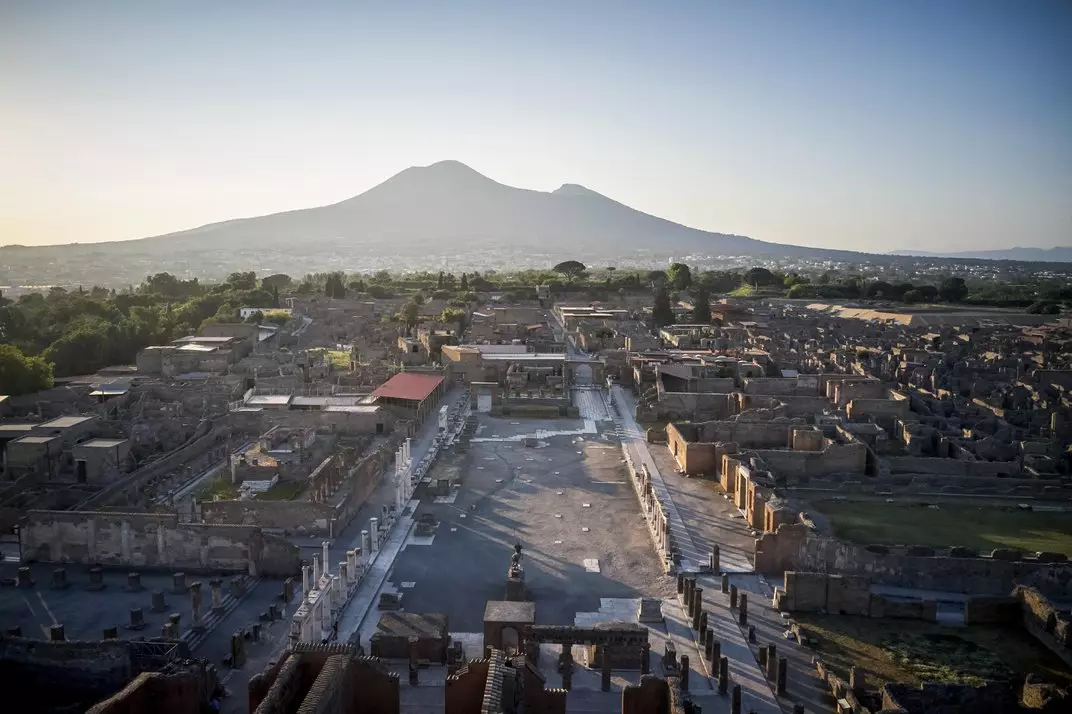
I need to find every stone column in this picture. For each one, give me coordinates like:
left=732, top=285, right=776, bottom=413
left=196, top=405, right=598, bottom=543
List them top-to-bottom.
left=370, top=518, right=379, bottom=551
left=361, top=530, right=371, bottom=558
left=321, top=542, right=330, bottom=575
left=710, top=544, right=720, bottom=573
left=347, top=549, right=358, bottom=575
left=312, top=554, right=321, bottom=581
left=338, top=562, right=348, bottom=592
left=302, top=565, right=312, bottom=596
left=88, top=566, right=105, bottom=591
left=16, top=567, right=33, bottom=588
left=51, top=568, right=68, bottom=589
left=127, top=571, right=143, bottom=592
left=172, top=571, right=187, bottom=594
left=676, top=572, right=685, bottom=594
left=721, top=572, right=730, bottom=594
left=210, top=578, right=223, bottom=612
left=190, top=581, right=204, bottom=630
left=729, top=584, right=738, bottom=608
left=692, top=588, right=704, bottom=629
left=151, top=590, right=167, bottom=612
left=739, top=593, right=748, bottom=626
left=128, top=608, right=146, bottom=630
left=698, top=611, right=708, bottom=642
left=102, top=625, right=119, bottom=639
left=704, top=630, right=714, bottom=661
left=712, top=639, right=721, bottom=668
left=641, top=642, right=650, bottom=674
left=766, top=644, right=778, bottom=680
left=600, top=647, right=611, bottom=692
left=680, top=655, right=690, bottom=691
left=718, top=656, right=729, bottom=694
left=777, top=658, right=788, bottom=696
left=730, top=684, right=741, bottom=714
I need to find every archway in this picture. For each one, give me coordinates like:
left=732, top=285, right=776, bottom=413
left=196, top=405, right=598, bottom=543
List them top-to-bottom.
left=574, top=364, right=593, bottom=386
left=501, top=626, right=520, bottom=654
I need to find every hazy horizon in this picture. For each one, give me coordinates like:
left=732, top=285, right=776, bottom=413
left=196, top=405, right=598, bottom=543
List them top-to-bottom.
left=2, top=1, right=1070, bottom=252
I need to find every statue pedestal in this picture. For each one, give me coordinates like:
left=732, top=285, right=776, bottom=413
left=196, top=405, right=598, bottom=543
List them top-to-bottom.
left=505, top=566, right=526, bottom=601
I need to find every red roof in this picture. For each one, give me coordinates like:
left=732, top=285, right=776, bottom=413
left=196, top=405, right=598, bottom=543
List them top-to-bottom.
left=371, top=373, right=444, bottom=403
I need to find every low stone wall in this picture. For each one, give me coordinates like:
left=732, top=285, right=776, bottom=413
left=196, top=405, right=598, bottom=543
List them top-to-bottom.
left=20, top=509, right=300, bottom=576
left=755, top=527, right=1072, bottom=597
left=779, top=571, right=938, bottom=620
left=1015, top=585, right=1072, bottom=668
left=0, top=636, right=133, bottom=712
left=87, top=661, right=218, bottom=714
left=881, top=681, right=1017, bottom=714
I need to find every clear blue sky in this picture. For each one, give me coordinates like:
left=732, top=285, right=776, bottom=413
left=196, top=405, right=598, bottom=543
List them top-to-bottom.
left=2, top=0, right=1069, bottom=252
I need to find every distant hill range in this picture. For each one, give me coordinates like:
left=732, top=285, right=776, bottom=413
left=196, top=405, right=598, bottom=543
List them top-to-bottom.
left=123, top=159, right=861, bottom=259
left=2, top=160, right=1069, bottom=287
left=890, top=246, right=1072, bottom=262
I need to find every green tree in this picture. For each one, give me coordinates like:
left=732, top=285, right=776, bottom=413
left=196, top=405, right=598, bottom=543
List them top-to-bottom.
left=552, top=260, right=587, bottom=282
left=667, top=263, right=692, bottom=291
left=743, top=267, right=775, bottom=287
left=647, top=270, right=667, bottom=285
left=227, top=271, right=257, bottom=290
left=436, top=272, right=445, bottom=289
left=261, top=273, right=292, bottom=291
left=324, top=273, right=347, bottom=299
left=459, top=273, right=469, bottom=292
left=938, top=277, right=968, bottom=302
left=865, top=281, right=894, bottom=298
left=652, top=283, right=674, bottom=329
left=691, top=287, right=711, bottom=324
left=412, top=291, right=425, bottom=306
left=396, top=301, right=421, bottom=327
left=441, top=306, right=468, bottom=333
left=42, top=321, right=112, bottom=376
left=0, top=343, right=53, bottom=395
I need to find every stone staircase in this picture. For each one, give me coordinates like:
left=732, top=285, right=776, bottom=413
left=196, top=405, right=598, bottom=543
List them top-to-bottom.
left=180, top=573, right=261, bottom=651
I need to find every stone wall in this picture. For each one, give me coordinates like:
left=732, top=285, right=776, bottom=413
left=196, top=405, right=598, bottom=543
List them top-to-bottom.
left=643, top=392, right=736, bottom=422
left=77, top=420, right=230, bottom=510
left=755, top=442, right=867, bottom=478
left=884, top=456, right=1020, bottom=477
left=201, top=499, right=335, bottom=537
left=20, top=509, right=300, bottom=576
left=755, top=528, right=1072, bottom=597
left=779, top=571, right=938, bottom=620
left=1015, top=585, right=1072, bottom=668
left=0, top=636, right=133, bottom=712
left=445, top=658, right=489, bottom=714
left=87, top=661, right=218, bottom=714
left=621, top=675, right=671, bottom=714
left=881, top=682, right=1017, bottom=714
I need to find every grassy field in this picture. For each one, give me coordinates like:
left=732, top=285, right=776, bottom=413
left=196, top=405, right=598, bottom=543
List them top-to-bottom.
left=728, top=284, right=756, bottom=297
left=198, top=472, right=239, bottom=501
left=256, top=481, right=306, bottom=501
left=819, top=501, right=1072, bottom=554
left=795, top=614, right=1072, bottom=689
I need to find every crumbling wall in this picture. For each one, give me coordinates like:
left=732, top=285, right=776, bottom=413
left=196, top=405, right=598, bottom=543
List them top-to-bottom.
left=756, top=442, right=867, bottom=478
left=885, top=455, right=1020, bottom=477
left=201, top=499, right=334, bottom=536
left=20, top=510, right=300, bottom=576
left=756, top=530, right=1072, bottom=596
left=1015, top=586, right=1072, bottom=668
left=0, top=636, right=133, bottom=712
left=446, top=659, right=489, bottom=714
left=87, top=661, right=217, bottom=714
left=622, top=675, right=671, bottom=714
left=882, top=682, right=1017, bottom=714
